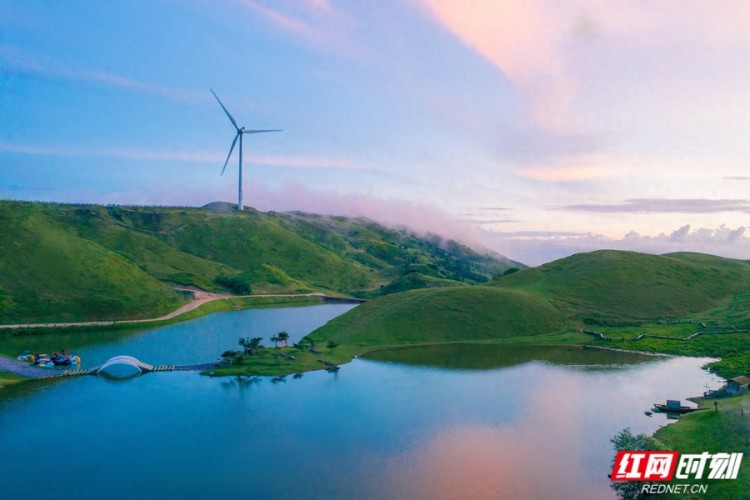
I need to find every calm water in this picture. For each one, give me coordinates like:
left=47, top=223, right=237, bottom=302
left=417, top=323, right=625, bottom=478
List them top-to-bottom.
left=0, top=303, right=358, bottom=367
left=0, top=305, right=724, bottom=499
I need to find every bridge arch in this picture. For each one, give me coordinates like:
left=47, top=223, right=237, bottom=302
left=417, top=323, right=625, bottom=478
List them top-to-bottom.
left=96, top=355, right=154, bottom=376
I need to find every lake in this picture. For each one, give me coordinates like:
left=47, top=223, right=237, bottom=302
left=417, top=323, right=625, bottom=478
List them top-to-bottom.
left=0, top=304, right=724, bottom=499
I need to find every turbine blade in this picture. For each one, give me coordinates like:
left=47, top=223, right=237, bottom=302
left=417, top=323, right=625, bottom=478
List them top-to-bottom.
left=210, top=89, right=239, bottom=130
left=245, top=129, right=283, bottom=134
left=221, top=134, right=239, bottom=175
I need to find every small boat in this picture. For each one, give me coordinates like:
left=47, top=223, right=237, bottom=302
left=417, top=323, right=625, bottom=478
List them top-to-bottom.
left=19, top=353, right=80, bottom=368
left=34, top=354, right=52, bottom=365
left=52, top=356, right=71, bottom=366
left=653, top=400, right=707, bottom=414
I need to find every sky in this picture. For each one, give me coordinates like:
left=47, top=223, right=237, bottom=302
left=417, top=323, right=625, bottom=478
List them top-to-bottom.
left=2, top=0, right=750, bottom=265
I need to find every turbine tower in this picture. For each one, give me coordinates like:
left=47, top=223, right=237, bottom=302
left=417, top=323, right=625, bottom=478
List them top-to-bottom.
left=211, top=89, right=282, bottom=211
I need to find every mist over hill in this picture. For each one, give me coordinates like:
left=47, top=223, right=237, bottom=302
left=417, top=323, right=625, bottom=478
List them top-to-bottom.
left=0, top=200, right=521, bottom=323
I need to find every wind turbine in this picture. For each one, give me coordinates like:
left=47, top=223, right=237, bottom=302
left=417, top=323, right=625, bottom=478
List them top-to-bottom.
left=211, top=89, right=282, bottom=211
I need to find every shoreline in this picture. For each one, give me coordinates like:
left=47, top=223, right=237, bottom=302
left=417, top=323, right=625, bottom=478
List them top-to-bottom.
left=0, top=293, right=364, bottom=335
left=577, top=344, right=674, bottom=358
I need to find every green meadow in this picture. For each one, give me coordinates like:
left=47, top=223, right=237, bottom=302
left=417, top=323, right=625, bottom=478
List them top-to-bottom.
left=0, top=201, right=518, bottom=324
left=306, top=250, right=750, bottom=379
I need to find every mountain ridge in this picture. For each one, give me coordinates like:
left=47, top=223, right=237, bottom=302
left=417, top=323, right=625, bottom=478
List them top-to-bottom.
left=0, top=200, right=521, bottom=323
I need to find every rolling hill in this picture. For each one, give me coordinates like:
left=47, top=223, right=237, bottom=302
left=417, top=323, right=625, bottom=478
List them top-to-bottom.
left=0, top=200, right=520, bottom=323
left=309, top=250, right=750, bottom=346
left=490, top=250, right=750, bottom=324
left=309, top=286, right=565, bottom=346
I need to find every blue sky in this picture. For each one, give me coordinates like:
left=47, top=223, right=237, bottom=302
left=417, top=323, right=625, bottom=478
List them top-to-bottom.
left=2, top=1, right=750, bottom=264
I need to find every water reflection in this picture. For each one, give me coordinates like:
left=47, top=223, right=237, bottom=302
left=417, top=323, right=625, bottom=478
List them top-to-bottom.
left=0, top=303, right=357, bottom=368
left=0, top=311, right=726, bottom=499
left=364, top=343, right=658, bottom=371
left=359, top=353, right=723, bottom=499
left=382, top=424, right=610, bottom=500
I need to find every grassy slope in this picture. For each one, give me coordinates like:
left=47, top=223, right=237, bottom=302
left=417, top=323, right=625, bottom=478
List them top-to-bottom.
left=0, top=201, right=516, bottom=323
left=0, top=204, right=185, bottom=323
left=54, top=205, right=232, bottom=291
left=152, top=210, right=373, bottom=293
left=274, top=212, right=522, bottom=286
left=306, top=250, right=750, bottom=377
left=490, top=250, right=750, bottom=325
left=376, top=272, right=466, bottom=296
left=308, top=286, right=565, bottom=346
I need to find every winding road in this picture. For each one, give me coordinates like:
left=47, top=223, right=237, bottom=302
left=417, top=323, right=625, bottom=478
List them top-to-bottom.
left=0, top=291, right=358, bottom=330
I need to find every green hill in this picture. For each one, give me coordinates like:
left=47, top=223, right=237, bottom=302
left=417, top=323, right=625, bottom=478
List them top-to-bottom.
left=0, top=201, right=519, bottom=323
left=0, top=206, right=185, bottom=323
left=309, top=250, right=750, bottom=348
left=490, top=250, right=750, bottom=325
left=308, top=286, right=565, bottom=346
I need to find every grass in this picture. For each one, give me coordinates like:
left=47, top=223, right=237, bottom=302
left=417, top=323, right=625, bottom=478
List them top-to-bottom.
left=0, top=200, right=517, bottom=324
left=0, top=204, right=186, bottom=323
left=282, top=250, right=750, bottom=394
left=307, top=250, right=750, bottom=378
left=490, top=250, right=750, bottom=325
left=363, top=272, right=466, bottom=298
left=308, top=286, right=566, bottom=347
left=589, top=326, right=750, bottom=379
left=207, top=344, right=360, bottom=377
left=0, top=371, right=25, bottom=388
left=654, top=392, right=750, bottom=499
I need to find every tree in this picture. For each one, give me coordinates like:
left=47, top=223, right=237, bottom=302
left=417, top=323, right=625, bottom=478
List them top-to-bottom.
left=215, top=275, right=251, bottom=294
left=278, top=331, right=290, bottom=347
left=270, top=335, right=280, bottom=348
left=238, top=337, right=263, bottom=355
left=238, top=337, right=248, bottom=354
left=248, top=337, right=263, bottom=354
left=326, top=340, right=339, bottom=353
left=221, top=350, right=237, bottom=366
left=610, top=428, right=667, bottom=500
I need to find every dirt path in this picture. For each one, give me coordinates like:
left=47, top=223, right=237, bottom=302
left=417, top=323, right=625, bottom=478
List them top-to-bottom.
left=0, top=291, right=352, bottom=330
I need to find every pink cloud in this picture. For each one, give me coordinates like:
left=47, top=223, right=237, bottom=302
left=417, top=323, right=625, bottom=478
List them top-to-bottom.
left=419, top=0, right=750, bottom=135
left=420, top=0, right=572, bottom=131
left=241, top=1, right=357, bottom=56
left=520, top=156, right=607, bottom=182
left=106, top=180, right=482, bottom=247
left=248, top=182, right=484, bottom=247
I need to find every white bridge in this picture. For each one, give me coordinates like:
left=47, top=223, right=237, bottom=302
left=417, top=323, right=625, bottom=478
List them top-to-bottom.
left=11, top=355, right=217, bottom=380
left=95, top=355, right=157, bottom=375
